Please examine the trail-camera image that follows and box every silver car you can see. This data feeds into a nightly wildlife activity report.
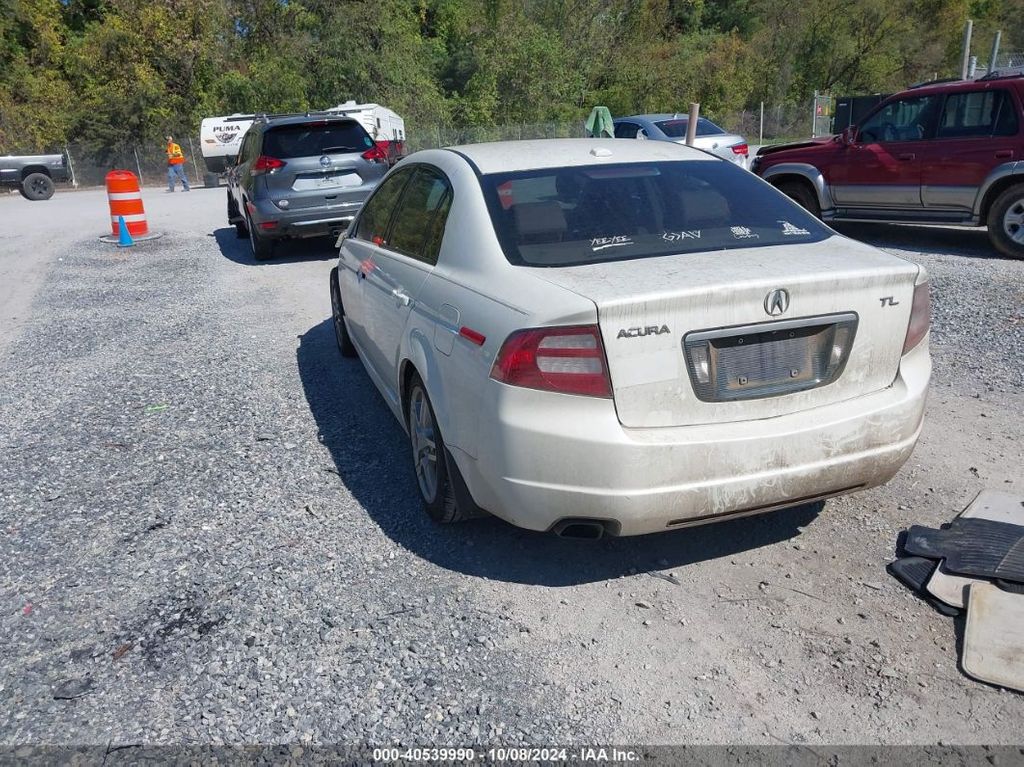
[614,114,749,169]
[227,115,388,260]
[329,139,930,538]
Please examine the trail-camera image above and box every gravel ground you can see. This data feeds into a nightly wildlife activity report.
[1,188,1022,747]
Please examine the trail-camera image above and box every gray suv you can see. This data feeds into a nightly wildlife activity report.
[227,115,388,260]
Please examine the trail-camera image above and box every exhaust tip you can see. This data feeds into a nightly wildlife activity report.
[551,518,611,540]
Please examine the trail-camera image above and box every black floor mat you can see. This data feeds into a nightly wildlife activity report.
[886,556,961,616]
[887,556,935,591]
[996,578,1024,594]
[904,518,1024,581]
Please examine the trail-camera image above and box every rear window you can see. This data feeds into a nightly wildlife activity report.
[655,118,726,138]
[481,161,830,267]
[262,121,373,158]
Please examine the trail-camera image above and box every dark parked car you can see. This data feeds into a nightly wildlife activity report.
[227,115,388,260]
[0,152,70,200]
[752,71,1024,259]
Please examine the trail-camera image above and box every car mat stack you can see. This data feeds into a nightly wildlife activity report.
[887,490,1024,693]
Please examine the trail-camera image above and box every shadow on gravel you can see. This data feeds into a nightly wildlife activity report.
[298,318,823,586]
[832,222,1000,260]
[212,227,337,266]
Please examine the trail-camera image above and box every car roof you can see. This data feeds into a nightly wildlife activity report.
[446,138,712,174]
[901,74,1024,97]
[617,114,718,124]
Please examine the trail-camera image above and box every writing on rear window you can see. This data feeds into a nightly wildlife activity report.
[591,235,632,251]
[480,160,830,267]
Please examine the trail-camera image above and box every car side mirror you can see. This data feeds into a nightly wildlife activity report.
[840,126,856,145]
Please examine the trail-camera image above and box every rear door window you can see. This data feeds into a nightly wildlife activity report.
[937,90,1019,138]
[354,168,414,244]
[387,167,453,265]
[481,160,830,267]
[263,121,373,158]
[655,118,726,138]
[614,122,640,139]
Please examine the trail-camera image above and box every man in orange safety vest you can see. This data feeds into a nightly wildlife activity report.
[166,135,190,192]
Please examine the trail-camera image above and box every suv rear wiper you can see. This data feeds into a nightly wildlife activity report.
[320,145,358,154]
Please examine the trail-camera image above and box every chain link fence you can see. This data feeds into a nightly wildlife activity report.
[51,100,823,190]
[62,133,209,190]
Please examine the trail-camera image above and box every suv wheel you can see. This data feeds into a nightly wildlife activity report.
[329,267,358,358]
[247,211,275,261]
[987,183,1024,260]
[407,373,466,524]
[775,179,821,219]
[21,172,55,201]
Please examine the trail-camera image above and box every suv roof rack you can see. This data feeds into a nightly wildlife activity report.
[251,110,354,122]
[907,77,963,89]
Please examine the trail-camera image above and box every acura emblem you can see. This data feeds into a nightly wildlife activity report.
[319,155,332,168]
[764,288,790,316]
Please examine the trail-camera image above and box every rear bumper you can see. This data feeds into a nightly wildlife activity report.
[459,341,930,536]
[249,197,366,239]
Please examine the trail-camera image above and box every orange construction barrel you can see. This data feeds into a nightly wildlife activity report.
[105,171,150,237]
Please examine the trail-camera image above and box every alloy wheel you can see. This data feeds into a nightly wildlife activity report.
[409,387,438,503]
[1003,198,1024,245]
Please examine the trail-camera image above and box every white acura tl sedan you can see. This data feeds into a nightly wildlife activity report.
[328,139,930,538]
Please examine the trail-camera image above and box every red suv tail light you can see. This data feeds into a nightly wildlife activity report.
[902,282,931,354]
[731,142,749,156]
[490,325,612,398]
[251,155,286,175]
[361,145,388,164]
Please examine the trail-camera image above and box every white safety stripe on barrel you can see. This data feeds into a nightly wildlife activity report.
[107,192,142,201]
[110,214,148,223]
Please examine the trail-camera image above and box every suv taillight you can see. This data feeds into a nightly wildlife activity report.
[731,142,749,156]
[361,145,388,164]
[252,155,286,175]
[490,325,612,398]
[902,282,930,354]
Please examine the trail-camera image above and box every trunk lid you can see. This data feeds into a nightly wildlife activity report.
[531,236,919,428]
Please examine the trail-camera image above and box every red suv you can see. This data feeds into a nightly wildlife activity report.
[751,72,1024,258]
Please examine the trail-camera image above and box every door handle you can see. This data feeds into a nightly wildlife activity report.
[995,150,1014,159]
[897,153,915,161]
[392,289,411,306]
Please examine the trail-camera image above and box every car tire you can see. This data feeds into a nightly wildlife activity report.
[21,172,55,201]
[329,267,358,358]
[407,373,466,524]
[247,211,275,261]
[986,183,1024,260]
[775,179,821,219]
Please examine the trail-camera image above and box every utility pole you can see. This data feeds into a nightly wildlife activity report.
[685,103,699,146]
[989,30,1002,74]
[960,20,973,80]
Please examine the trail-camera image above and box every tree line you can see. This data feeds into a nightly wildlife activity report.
[0,0,1017,154]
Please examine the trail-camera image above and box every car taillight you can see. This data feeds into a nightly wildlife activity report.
[731,142,749,156]
[361,145,388,164]
[251,155,286,175]
[902,282,930,354]
[490,325,612,398]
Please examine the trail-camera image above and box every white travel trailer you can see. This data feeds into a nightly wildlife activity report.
[325,101,407,163]
[199,114,254,174]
